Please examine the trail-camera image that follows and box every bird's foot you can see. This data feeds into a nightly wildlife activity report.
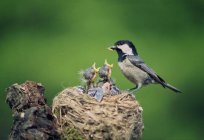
[127,84,142,94]
[127,87,137,93]
[129,90,138,94]
[127,89,139,94]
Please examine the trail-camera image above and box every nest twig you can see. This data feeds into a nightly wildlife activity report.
[52,87,144,140]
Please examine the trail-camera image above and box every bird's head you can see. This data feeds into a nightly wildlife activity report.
[82,63,100,81]
[108,40,138,57]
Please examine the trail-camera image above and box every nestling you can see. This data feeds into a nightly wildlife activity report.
[82,63,100,89]
[98,60,121,95]
[99,59,113,82]
[88,87,104,102]
[108,40,181,93]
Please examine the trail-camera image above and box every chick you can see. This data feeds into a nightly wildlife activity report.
[98,60,113,82]
[98,60,121,95]
[110,85,120,96]
[88,87,104,102]
[82,63,100,90]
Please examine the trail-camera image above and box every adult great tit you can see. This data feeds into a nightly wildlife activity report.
[108,40,181,93]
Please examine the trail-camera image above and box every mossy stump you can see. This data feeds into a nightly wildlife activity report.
[52,87,144,140]
[6,81,60,140]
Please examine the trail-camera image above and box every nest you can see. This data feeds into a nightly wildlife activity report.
[52,87,144,140]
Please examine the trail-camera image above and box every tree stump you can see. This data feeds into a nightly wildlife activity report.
[6,81,60,140]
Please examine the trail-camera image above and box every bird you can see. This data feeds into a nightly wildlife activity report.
[98,60,121,95]
[98,59,113,82]
[81,63,100,90]
[88,87,104,102]
[108,40,181,93]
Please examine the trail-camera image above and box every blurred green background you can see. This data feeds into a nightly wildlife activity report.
[0,0,204,139]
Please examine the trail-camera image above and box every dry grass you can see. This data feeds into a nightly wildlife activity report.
[52,87,144,140]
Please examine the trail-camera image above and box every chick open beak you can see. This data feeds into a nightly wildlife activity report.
[105,59,113,68]
[108,46,116,51]
[95,67,100,73]
[92,63,100,73]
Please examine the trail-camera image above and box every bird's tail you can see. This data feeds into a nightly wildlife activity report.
[164,83,182,93]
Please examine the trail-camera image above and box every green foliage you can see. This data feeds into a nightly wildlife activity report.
[61,128,84,140]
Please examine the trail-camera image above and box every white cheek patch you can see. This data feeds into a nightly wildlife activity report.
[117,44,134,55]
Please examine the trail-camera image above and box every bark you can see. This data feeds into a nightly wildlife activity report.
[6,81,60,140]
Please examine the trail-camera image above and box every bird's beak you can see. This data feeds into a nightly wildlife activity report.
[95,67,100,73]
[108,46,116,51]
[105,59,113,68]
[92,63,100,73]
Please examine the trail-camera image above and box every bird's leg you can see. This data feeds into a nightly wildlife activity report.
[128,83,142,94]
[128,86,137,91]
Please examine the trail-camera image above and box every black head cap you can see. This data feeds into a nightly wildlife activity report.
[114,40,138,55]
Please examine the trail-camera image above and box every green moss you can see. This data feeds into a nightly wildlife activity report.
[61,127,84,140]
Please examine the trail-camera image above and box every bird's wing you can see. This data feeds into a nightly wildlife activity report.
[127,55,166,87]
